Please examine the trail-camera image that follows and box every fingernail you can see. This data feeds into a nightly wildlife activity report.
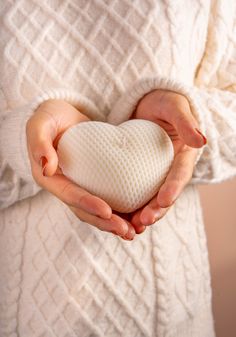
[195,128,207,145]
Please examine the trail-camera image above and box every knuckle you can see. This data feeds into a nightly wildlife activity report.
[176,112,188,125]
[60,181,75,198]
[26,116,39,136]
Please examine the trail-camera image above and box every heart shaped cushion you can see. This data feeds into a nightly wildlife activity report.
[57,119,174,213]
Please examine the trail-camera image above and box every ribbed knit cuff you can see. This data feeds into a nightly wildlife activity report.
[107,76,206,165]
[0,89,103,183]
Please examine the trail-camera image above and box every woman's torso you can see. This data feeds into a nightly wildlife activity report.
[0,1,214,336]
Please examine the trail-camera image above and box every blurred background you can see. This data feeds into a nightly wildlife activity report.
[198,179,236,337]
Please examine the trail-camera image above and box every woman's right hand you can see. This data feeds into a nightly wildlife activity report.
[26,99,135,239]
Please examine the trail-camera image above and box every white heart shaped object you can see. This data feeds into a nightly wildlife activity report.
[57,119,174,213]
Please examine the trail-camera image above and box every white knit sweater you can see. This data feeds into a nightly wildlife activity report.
[0,1,236,336]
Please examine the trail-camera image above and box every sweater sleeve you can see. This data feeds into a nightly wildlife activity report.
[0,88,104,210]
[107,0,236,185]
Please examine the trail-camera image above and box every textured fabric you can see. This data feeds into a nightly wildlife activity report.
[0,0,236,336]
[57,119,174,213]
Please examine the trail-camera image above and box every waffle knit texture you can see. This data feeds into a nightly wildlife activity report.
[0,0,236,336]
[57,119,174,213]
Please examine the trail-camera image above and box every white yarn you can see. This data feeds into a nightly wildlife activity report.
[2,1,236,335]
[57,119,174,212]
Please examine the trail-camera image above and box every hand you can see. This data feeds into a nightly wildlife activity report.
[130,89,207,232]
[26,99,135,240]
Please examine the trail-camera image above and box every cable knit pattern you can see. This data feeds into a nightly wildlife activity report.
[0,0,236,336]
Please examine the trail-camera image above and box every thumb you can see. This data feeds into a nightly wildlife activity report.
[40,148,58,177]
[172,107,207,148]
[27,117,59,177]
[32,140,58,177]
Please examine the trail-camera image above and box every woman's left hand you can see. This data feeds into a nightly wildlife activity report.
[130,89,207,233]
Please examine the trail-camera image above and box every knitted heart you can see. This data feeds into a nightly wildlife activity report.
[57,119,174,213]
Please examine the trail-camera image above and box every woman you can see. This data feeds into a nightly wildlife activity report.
[0,1,236,336]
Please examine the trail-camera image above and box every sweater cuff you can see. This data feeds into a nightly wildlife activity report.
[107,76,206,165]
[0,89,102,183]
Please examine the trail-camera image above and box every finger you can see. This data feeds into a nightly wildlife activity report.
[140,202,169,226]
[26,115,58,176]
[132,224,146,234]
[131,208,143,227]
[135,225,146,234]
[27,115,112,220]
[120,220,136,240]
[130,209,147,235]
[136,195,169,226]
[70,207,129,236]
[112,211,136,239]
[157,147,197,208]
[37,172,112,219]
[130,201,168,228]
[134,91,207,148]
[166,102,207,148]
